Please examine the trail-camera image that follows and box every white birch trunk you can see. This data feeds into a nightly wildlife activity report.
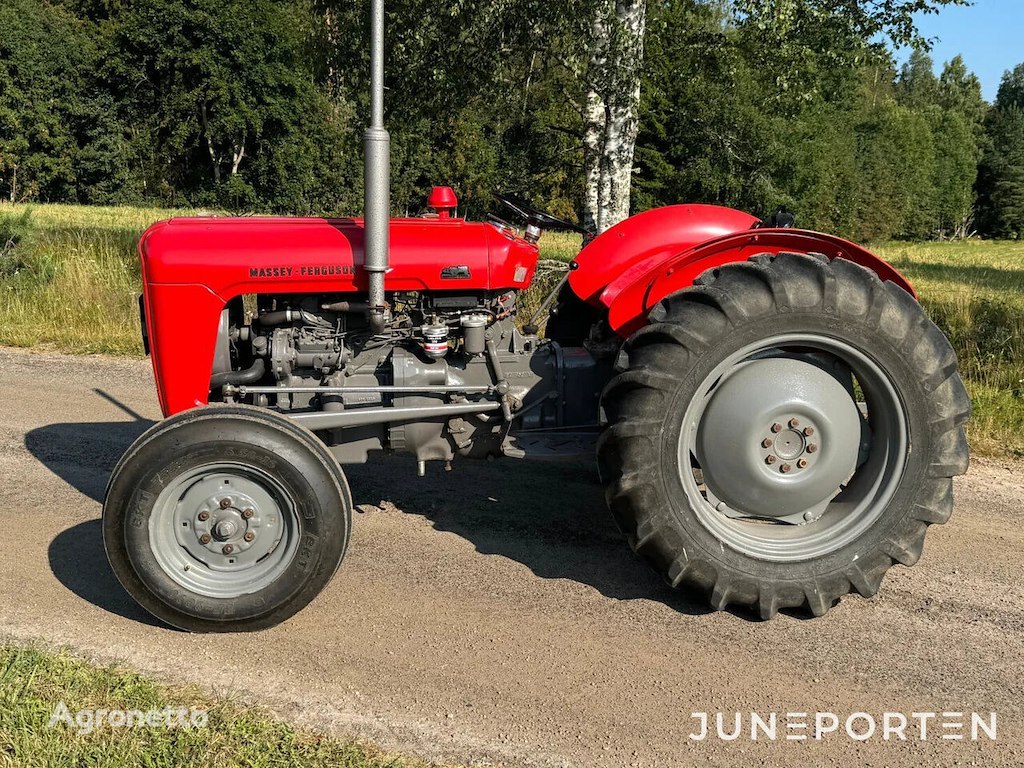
[582,0,647,233]
[200,103,222,185]
[583,87,606,232]
[231,142,246,175]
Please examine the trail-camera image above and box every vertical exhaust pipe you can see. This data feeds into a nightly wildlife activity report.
[364,0,390,333]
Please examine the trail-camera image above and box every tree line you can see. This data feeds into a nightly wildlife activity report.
[2,0,1022,240]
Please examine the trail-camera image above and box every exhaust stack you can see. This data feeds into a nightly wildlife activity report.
[364,0,390,332]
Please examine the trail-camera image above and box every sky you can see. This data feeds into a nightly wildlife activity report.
[899,0,1024,103]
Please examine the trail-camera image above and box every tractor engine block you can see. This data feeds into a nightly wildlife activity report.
[216,292,606,466]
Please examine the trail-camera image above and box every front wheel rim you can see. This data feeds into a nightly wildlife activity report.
[677,333,909,563]
[148,462,301,598]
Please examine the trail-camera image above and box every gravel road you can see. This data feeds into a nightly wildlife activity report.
[1,347,1021,767]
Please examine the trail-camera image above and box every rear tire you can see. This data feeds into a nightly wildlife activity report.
[103,404,352,632]
[599,253,970,618]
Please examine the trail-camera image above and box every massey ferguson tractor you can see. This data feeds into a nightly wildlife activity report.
[102,0,970,632]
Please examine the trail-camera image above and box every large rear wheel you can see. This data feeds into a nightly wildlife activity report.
[103,404,352,632]
[599,253,970,618]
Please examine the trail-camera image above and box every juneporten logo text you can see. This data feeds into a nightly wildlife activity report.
[689,711,997,741]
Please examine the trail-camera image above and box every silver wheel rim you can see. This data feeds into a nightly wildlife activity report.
[149,463,300,598]
[677,333,909,562]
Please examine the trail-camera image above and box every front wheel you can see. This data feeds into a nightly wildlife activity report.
[599,253,970,618]
[103,404,352,632]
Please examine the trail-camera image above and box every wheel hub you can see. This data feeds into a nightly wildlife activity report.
[213,517,240,541]
[771,428,805,460]
[149,466,296,599]
[159,473,288,584]
[187,490,265,558]
[695,357,862,523]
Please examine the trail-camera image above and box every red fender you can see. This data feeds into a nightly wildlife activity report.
[594,227,915,337]
[568,204,762,304]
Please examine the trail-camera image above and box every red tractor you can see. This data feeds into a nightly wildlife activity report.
[102,2,970,632]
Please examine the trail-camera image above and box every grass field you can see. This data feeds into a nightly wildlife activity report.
[0,203,1021,456]
[876,242,1024,457]
[0,644,418,768]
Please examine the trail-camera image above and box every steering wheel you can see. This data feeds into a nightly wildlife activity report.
[493,193,589,234]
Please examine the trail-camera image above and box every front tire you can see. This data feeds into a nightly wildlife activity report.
[103,404,352,632]
[599,253,970,618]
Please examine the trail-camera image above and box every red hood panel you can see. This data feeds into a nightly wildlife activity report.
[141,216,538,296]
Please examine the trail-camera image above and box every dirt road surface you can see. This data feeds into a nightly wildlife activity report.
[1,347,1021,767]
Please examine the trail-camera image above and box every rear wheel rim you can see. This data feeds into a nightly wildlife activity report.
[148,462,301,598]
[677,333,909,562]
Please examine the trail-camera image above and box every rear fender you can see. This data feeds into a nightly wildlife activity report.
[567,204,761,304]
[599,228,915,336]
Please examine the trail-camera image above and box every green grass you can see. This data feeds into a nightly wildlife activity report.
[0,204,1020,457]
[0,643,426,768]
[875,242,1024,457]
[0,203,188,355]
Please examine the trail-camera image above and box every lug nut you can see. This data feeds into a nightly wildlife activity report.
[199,534,211,545]
[222,544,234,555]
[803,426,815,436]
[771,423,783,433]
[780,463,792,473]
[765,455,777,465]
[243,532,255,542]
[197,511,209,522]
[803,510,815,522]
[788,418,800,429]
[241,508,254,520]
[797,459,808,469]
[761,438,773,448]
[807,443,818,453]
[219,497,233,509]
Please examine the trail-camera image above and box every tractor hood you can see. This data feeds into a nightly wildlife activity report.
[139,216,539,297]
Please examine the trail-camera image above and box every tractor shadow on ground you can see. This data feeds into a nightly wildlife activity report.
[25,398,775,623]
[24,416,154,503]
[25,389,161,624]
[48,520,165,627]
[344,458,749,619]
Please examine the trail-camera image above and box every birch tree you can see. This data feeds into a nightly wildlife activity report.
[581,0,965,233]
[582,0,647,232]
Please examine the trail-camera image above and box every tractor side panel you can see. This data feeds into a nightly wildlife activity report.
[600,229,916,336]
[567,204,761,304]
[142,283,225,416]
